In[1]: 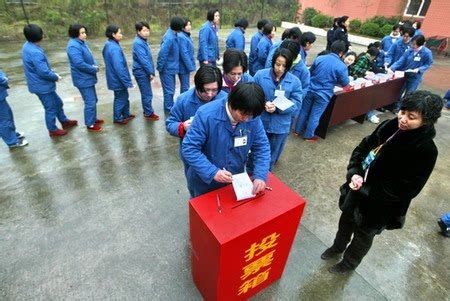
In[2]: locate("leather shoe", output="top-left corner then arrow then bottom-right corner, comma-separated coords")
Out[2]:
321,247 -> 342,260
328,261 -> 354,274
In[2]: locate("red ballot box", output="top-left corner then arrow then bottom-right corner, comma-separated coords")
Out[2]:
189,173 -> 307,300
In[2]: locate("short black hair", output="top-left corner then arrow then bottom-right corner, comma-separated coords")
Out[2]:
68,24 -> 86,38
318,50 -> 331,56
300,32 -> 316,47
288,27 -> 302,40
23,24 -> 43,42
182,17 -> 191,28
279,39 -> 300,61
280,29 -> 291,41
234,18 -> 248,29
194,65 -> 222,92
412,34 -> 426,46
105,24 -> 120,39
337,16 -> 349,30
170,16 -> 184,31
393,24 -> 401,31
271,48 -> 294,72
367,46 -> 380,58
368,41 -> 381,49
414,20 -> 422,29
401,25 -> 415,37
228,82 -> 265,117
257,19 -> 269,30
135,21 -> 150,32
223,49 -> 248,73
330,40 -> 346,54
262,23 -> 275,35
207,8 -> 219,21
400,90 -> 443,125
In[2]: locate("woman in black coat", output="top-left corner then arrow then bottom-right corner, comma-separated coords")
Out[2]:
321,90 -> 443,273
332,16 -> 351,52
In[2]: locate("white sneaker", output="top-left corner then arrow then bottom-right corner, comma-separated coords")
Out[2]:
369,115 -> 380,124
9,139 -> 28,148
16,131 -> 25,139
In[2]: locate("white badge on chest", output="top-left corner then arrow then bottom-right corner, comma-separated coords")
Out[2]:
414,56 -> 421,62
234,136 -> 247,147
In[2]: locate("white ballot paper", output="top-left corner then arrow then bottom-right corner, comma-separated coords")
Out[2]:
404,69 -> 416,73
232,172 -> 255,201
272,90 -> 294,111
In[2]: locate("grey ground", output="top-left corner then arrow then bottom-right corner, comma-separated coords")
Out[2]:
0,28 -> 449,300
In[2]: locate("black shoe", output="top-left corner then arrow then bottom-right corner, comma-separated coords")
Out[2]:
328,261 -> 355,274
320,246 -> 342,260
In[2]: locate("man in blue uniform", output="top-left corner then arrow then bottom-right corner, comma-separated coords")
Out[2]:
132,21 -> 159,121
225,18 -> 249,51
249,19 -> 269,76
295,40 -> 350,142
0,70 -> 28,148
182,83 -> 270,198
22,24 -> 78,137
384,26 -> 415,68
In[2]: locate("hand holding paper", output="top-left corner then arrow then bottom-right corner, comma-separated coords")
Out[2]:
232,172 -> 256,201
271,90 -> 294,111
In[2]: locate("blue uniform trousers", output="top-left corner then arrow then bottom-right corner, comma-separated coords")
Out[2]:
295,91 -> 330,138
267,132 -> 289,170
78,86 -> 98,126
135,75 -> 154,116
160,72 -> 176,111
113,89 -> 131,122
0,99 -> 19,146
178,73 -> 190,94
36,92 -> 69,131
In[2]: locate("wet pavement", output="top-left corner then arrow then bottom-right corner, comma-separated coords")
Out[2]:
0,28 -> 449,300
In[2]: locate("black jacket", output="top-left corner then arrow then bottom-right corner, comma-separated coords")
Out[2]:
339,118 -> 438,230
332,28 -> 351,52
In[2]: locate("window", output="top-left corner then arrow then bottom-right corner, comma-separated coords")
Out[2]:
404,0 -> 431,17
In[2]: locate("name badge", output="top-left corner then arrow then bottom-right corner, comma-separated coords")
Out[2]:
414,56 -> 421,61
274,90 -> 285,97
234,136 -> 248,147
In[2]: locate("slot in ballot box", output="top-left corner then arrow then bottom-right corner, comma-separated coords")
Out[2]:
189,173 -> 306,300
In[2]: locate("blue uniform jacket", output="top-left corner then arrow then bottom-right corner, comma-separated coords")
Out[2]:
22,41 -> 59,94
197,21 -> 219,62
390,46 -> 433,82
413,29 -> 424,37
0,70 -> 9,100
254,68 -> 302,134
221,73 -> 254,94
290,61 -> 310,98
102,39 -> 132,91
157,29 -> 180,75
309,53 -> 349,99
385,39 -> 411,66
249,32 -> 263,74
264,40 -> 282,68
132,35 -> 155,78
182,99 -> 270,193
381,35 -> 397,54
225,28 -> 245,51
179,31 -> 196,74
299,46 -> 307,63
254,36 -> 273,73
67,38 -> 98,88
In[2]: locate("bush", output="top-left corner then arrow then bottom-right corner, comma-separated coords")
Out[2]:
302,7 -> 318,26
311,13 -> 333,29
379,24 -> 393,37
366,16 -> 390,27
349,19 -> 362,33
360,22 -> 380,37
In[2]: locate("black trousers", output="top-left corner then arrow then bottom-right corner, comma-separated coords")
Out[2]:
332,210 -> 380,269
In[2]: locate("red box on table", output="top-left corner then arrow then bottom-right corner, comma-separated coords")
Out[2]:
189,173 -> 307,300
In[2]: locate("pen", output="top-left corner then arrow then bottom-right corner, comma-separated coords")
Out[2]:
216,194 -> 222,214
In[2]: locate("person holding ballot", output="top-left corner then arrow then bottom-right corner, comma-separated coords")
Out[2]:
181,83 -> 270,198
253,48 -> 302,169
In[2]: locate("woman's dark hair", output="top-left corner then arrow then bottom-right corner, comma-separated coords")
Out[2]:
207,8 -> 219,21
401,25 -> 415,37
223,49 -> 248,73
68,24 -> 86,38
332,17 -> 339,30
412,34 -> 426,46
345,51 -> 357,58
368,41 -> 381,49
182,17 -> 191,28
262,23 -> 275,36
234,18 -> 248,29
271,48 -> 294,72
135,21 -> 150,32
105,24 -> 120,39
337,16 -> 349,31
288,27 -> 302,40
194,65 -> 222,93
23,24 -> 43,42
400,90 -> 443,125
414,21 -> 422,29
279,39 -> 300,61
228,83 -> 265,117
392,24 -> 401,31
300,32 -> 316,47
367,47 -> 380,58
280,28 -> 291,41
257,19 -> 269,30
330,40 -> 346,54
170,16 -> 184,31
